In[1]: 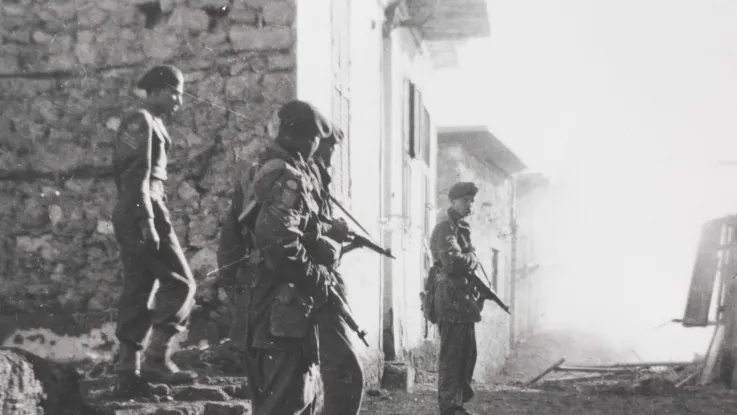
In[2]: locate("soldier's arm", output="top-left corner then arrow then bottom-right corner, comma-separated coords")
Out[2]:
252,162 -> 332,297
115,112 -> 155,222
432,222 -> 478,277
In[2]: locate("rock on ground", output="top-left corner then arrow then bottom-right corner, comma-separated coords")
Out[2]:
0,347 -> 96,415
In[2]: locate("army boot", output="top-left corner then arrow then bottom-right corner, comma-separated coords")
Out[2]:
141,328 -> 199,384
114,343 -> 155,399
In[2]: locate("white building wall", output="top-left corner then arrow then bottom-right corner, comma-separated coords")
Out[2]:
297,0 -> 441,373
296,0 -> 386,382
385,26 -> 438,356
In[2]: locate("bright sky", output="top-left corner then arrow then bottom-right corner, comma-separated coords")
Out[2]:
432,0 -> 737,358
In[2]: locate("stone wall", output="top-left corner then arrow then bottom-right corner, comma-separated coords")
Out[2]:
0,0 -> 296,338
433,140 -> 516,381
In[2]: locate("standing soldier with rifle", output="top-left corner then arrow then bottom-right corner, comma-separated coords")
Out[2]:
428,182 -> 509,415
238,100 -> 347,414
308,125 -> 366,415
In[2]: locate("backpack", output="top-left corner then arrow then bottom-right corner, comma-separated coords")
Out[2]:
422,264 -> 440,324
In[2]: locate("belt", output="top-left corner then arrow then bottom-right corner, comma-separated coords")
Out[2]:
150,179 -> 165,201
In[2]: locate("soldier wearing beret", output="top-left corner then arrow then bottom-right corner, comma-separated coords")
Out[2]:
429,181 -> 483,415
307,125 -> 365,414
240,100 -> 349,414
111,65 -> 198,398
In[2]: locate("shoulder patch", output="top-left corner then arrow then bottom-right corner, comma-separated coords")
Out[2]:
253,158 -> 306,203
119,112 -> 151,149
121,134 -> 139,150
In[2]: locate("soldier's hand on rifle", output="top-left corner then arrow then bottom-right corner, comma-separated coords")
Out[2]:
309,236 -> 342,267
139,218 -> 160,250
326,217 -> 351,243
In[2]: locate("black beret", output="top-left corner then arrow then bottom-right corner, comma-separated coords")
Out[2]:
278,100 -> 332,140
448,182 -> 479,200
137,65 -> 183,92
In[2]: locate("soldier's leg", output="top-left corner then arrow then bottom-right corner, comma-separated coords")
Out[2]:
114,245 -> 158,398
462,324 -> 478,404
140,230 -> 198,383
438,322 -> 475,415
316,308 -> 364,415
247,347 -> 319,415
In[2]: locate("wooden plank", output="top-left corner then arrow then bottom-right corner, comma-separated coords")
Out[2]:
724,275 -> 737,387
682,220 -> 725,327
526,358 -> 565,386
556,366 -> 633,373
699,322 -> 725,385
676,371 -> 700,388
564,361 -> 693,369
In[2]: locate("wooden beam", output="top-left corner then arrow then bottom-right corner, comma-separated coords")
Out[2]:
526,358 -> 565,386
556,366 -> 634,374
564,361 -> 692,369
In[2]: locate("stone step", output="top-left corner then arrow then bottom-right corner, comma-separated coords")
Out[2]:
85,376 -> 252,415
95,399 -> 251,415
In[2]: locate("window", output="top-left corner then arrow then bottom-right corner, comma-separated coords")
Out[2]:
402,78 -> 433,249
404,80 -> 431,166
330,0 -> 351,205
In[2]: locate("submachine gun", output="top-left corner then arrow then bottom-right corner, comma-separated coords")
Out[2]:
473,262 -> 511,315
326,196 -> 396,347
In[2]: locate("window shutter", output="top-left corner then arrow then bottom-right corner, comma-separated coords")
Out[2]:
330,0 -> 352,205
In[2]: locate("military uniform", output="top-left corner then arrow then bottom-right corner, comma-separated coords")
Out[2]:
239,100 -> 336,415
308,157 -> 365,415
429,182 -> 482,415
111,108 -> 197,384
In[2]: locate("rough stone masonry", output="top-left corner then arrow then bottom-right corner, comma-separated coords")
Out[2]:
0,0 -> 297,338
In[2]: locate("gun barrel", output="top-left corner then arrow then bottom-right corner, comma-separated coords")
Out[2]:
351,233 -> 396,259
329,286 -> 370,347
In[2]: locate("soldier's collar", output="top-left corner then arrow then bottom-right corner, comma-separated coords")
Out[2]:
447,208 -> 470,228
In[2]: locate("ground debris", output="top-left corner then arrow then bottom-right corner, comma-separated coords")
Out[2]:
536,360 -> 705,396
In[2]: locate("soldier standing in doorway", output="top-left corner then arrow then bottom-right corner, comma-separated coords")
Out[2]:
111,65 -> 198,398
244,100 -> 346,414
308,125 -> 366,414
429,182 -> 483,415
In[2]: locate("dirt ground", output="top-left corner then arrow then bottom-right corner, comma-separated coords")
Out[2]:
360,381 -> 737,415
361,329 -> 732,415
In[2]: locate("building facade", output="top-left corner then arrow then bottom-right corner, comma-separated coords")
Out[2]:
512,172 -> 551,344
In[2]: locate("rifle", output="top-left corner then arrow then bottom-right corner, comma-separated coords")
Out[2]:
344,232 -> 396,259
328,196 -> 395,259
474,263 -> 511,314
323,195 -> 395,346
328,285 -> 369,347
325,230 -> 394,347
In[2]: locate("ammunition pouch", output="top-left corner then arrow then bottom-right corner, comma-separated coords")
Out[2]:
269,283 -> 315,339
234,248 -> 263,288
422,263 -> 441,324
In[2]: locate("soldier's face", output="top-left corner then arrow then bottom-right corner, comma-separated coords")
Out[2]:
291,134 -> 320,159
452,196 -> 475,217
316,140 -> 337,166
153,84 -> 184,115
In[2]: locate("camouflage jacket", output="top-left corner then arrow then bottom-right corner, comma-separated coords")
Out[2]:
429,208 -> 483,323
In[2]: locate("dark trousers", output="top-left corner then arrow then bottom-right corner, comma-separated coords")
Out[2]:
438,322 -> 477,415
314,306 -> 364,415
245,347 -> 318,415
113,220 -> 197,350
